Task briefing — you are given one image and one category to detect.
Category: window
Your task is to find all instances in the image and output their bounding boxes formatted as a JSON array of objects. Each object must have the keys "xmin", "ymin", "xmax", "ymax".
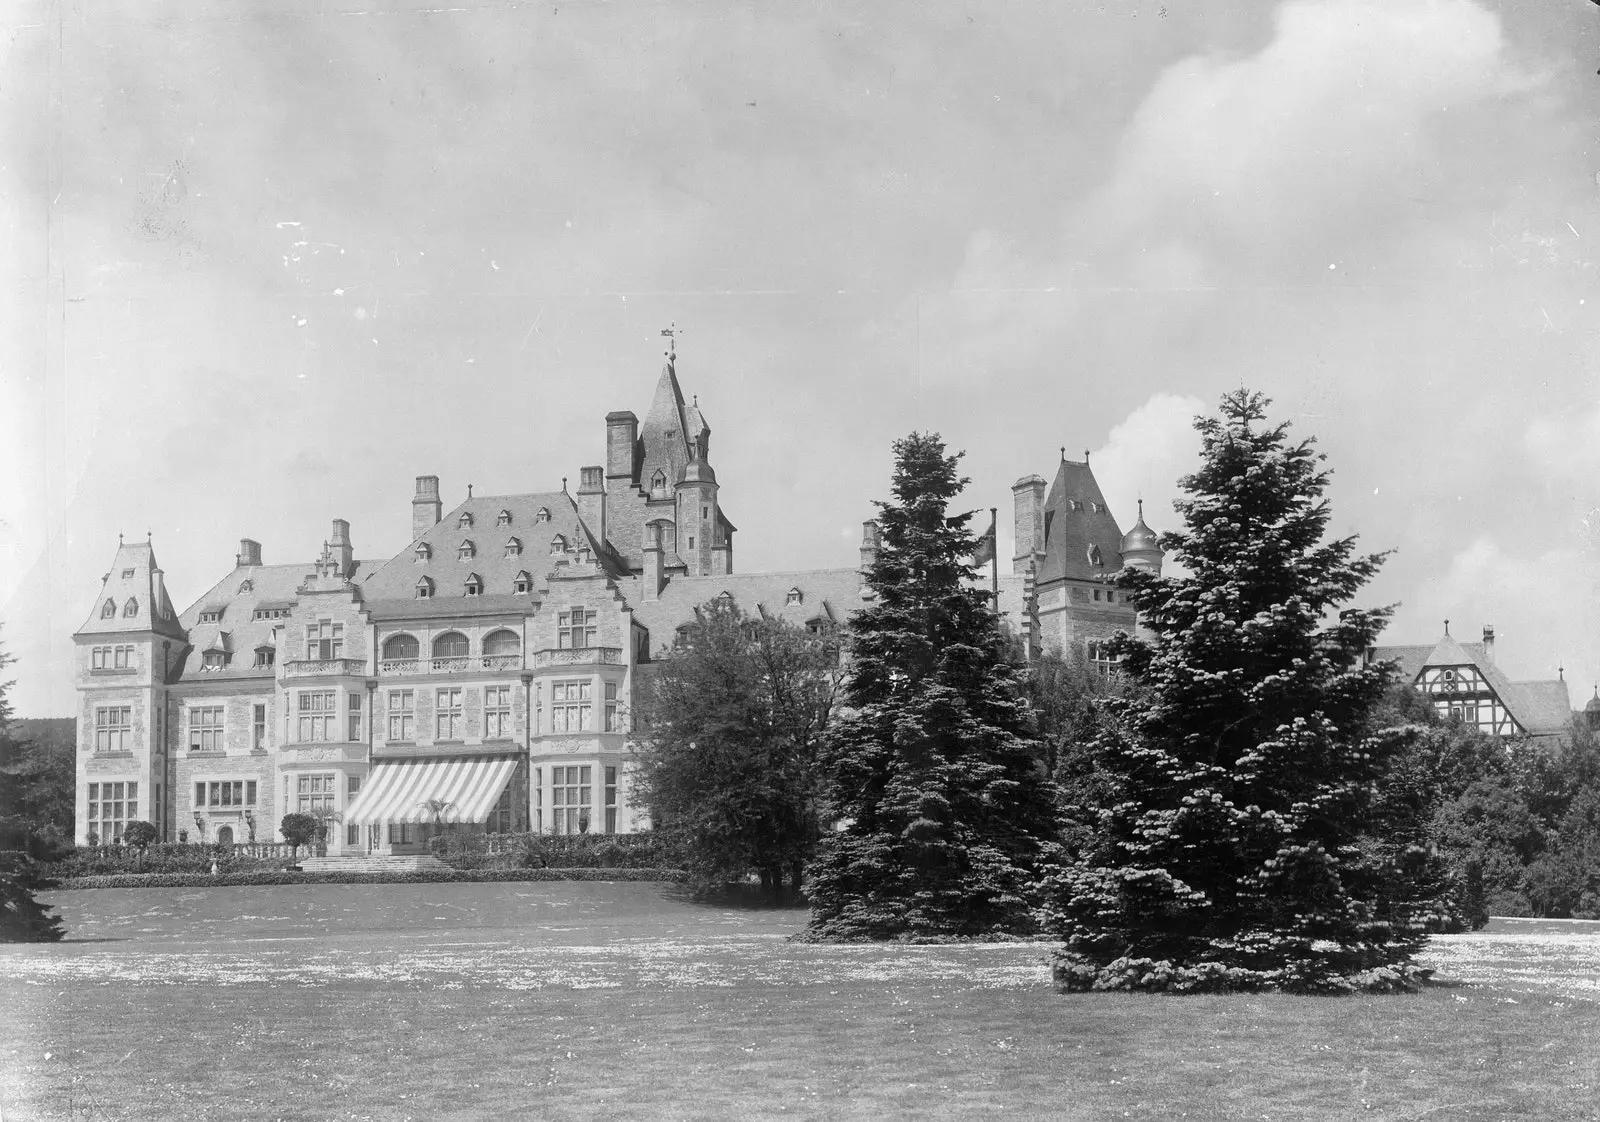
[
  {"xmin": 463, "ymin": 574, "xmax": 482, "ymax": 597},
  {"xmin": 239, "ymin": 579, "xmax": 253, "ymax": 593},
  {"xmin": 387, "ymin": 690, "xmax": 415, "ymax": 741},
  {"xmin": 91, "ymin": 645, "xmax": 134, "ymax": 670},
  {"xmin": 348, "ymin": 692, "xmax": 362, "ymax": 742},
  {"xmin": 557, "ymin": 607, "xmax": 596, "ymax": 650},
  {"xmin": 348, "ymin": 774, "xmax": 362, "ymax": 799},
  {"xmin": 649, "ymin": 470, "xmax": 667, "ymax": 498},
  {"xmin": 383, "ymin": 634, "xmax": 420, "ymax": 660},
  {"xmin": 536, "ymin": 508, "xmax": 550, "ymax": 523},
  {"xmin": 433, "ymin": 632, "xmax": 469, "ymax": 659},
  {"xmin": 552, "ymin": 766, "xmax": 591, "ymax": 834},
  {"xmin": 123, "ymin": 597, "xmax": 139, "ymax": 617},
  {"xmin": 202, "ymin": 650, "xmax": 231, "ymax": 671},
  {"xmin": 436, "ymin": 688, "xmax": 463, "ymax": 739},
  {"xmin": 552, "ymin": 680, "xmax": 592, "ymax": 732},
  {"xmin": 414, "ymin": 543, "xmax": 432, "ymax": 562},
  {"xmin": 101, "ymin": 599, "xmax": 117, "ymax": 619},
  {"xmin": 485, "ymin": 685, "xmax": 512, "ymax": 739},
  {"xmin": 550, "ymin": 535, "xmax": 568, "ymax": 555},
  {"xmin": 458, "ymin": 540, "xmax": 476, "ymax": 560},
  {"xmin": 415, "ymin": 577, "xmax": 434, "ymax": 599},
  {"xmin": 497, "ymin": 509, "xmax": 512, "ymax": 527},
  {"xmin": 254, "ymin": 647, "xmax": 275, "ymax": 668},
  {"xmin": 94, "ymin": 706, "xmax": 132, "ymax": 752},
  {"xmin": 1093, "ymin": 589, "xmax": 1102, "ymax": 602},
  {"xmin": 458, "ymin": 512, "xmax": 474, "ymax": 529},
  {"xmin": 387, "ymin": 823, "xmax": 417, "ymax": 845},
  {"xmin": 199, "ymin": 608, "xmax": 223, "ymax": 623},
  {"xmin": 533, "ymin": 766, "xmax": 543, "ymax": 833},
  {"xmin": 189, "ymin": 706, "xmax": 224, "ymax": 751},
  {"xmin": 252, "ymin": 607, "xmax": 289, "ymax": 621},
  {"xmin": 198, "ymin": 780, "xmax": 255, "ymax": 808},
  {"xmin": 702, "ymin": 506, "xmax": 709, "ymax": 520},
  {"xmin": 347, "ymin": 822, "xmax": 360, "ymax": 846},
  {"xmin": 484, "ymin": 629, "xmax": 520, "ymax": 657},
  {"xmin": 297, "ymin": 773, "xmax": 336, "ymax": 815},
  {"xmin": 604, "ymin": 681, "xmax": 619, "ymax": 732},
  {"xmin": 297, "ymin": 691, "xmax": 337, "ymax": 742},
  {"xmin": 688, "ymin": 536, "xmax": 695, "ymax": 550},
  {"xmin": 121, "ymin": 568, "xmax": 135, "ymax": 579},
  {"xmin": 1087, "ymin": 640, "xmax": 1120, "ymax": 679},
  {"xmin": 605, "ymin": 767, "xmax": 618, "ymax": 833},
  {"xmin": 253, "ymin": 704, "xmax": 267, "ymax": 750},
  {"xmin": 1087, "ymin": 545, "xmax": 1103, "ymax": 567},
  {"xmin": 305, "ymin": 619, "xmax": 344, "ymax": 661},
  {"xmin": 786, "ymin": 588, "xmax": 803, "ymax": 606},
  {"xmin": 487, "ymin": 785, "xmax": 514, "ymax": 834},
  {"xmin": 86, "ymin": 782, "xmax": 137, "ymax": 843},
  {"xmin": 504, "ymin": 537, "xmax": 522, "ymax": 558},
  {"xmin": 513, "ymin": 571, "xmax": 531, "ymax": 595}
]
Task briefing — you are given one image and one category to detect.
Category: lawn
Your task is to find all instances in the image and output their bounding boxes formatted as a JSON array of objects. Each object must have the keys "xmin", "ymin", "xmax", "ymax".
[{"xmin": 1, "ymin": 886, "xmax": 1597, "ymax": 1121}]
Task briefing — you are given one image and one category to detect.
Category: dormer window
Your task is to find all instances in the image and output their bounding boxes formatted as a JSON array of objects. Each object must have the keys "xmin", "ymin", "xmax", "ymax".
[
  {"xmin": 458, "ymin": 540, "xmax": 476, "ymax": 560},
  {"xmin": 199, "ymin": 608, "xmax": 224, "ymax": 623},
  {"xmin": 201, "ymin": 650, "xmax": 231, "ymax": 671},
  {"xmin": 123, "ymin": 598, "xmax": 139, "ymax": 618},
  {"xmin": 536, "ymin": 508, "xmax": 550, "ymax": 524},
  {"xmin": 458, "ymin": 512, "xmax": 474, "ymax": 529},
  {"xmin": 254, "ymin": 647, "xmax": 275, "ymax": 669},
  {"xmin": 239, "ymin": 580, "xmax": 253, "ymax": 593},
  {"xmin": 786, "ymin": 588, "xmax": 803, "ymax": 606},
  {"xmin": 464, "ymin": 574, "xmax": 483, "ymax": 597},
  {"xmin": 414, "ymin": 543, "xmax": 432, "ymax": 562},
  {"xmin": 101, "ymin": 599, "xmax": 117, "ymax": 619},
  {"xmin": 1087, "ymin": 545, "xmax": 1103, "ymax": 567},
  {"xmin": 550, "ymin": 535, "xmax": 568, "ymax": 555},
  {"xmin": 415, "ymin": 577, "xmax": 434, "ymax": 600},
  {"xmin": 650, "ymin": 470, "xmax": 668, "ymax": 499},
  {"xmin": 513, "ymin": 571, "xmax": 532, "ymax": 594},
  {"xmin": 120, "ymin": 569, "xmax": 135, "ymax": 579},
  {"xmin": 497, "ymin": 509, "xmax": 512, "ymax": 527},
  {"xmin": 504, "ymin": 537, "xmax": 522, "ymax": 558}
]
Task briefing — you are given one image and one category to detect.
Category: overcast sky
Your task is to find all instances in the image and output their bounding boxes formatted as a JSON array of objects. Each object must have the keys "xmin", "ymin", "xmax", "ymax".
[{"xmin": 3, "ymin": 0, "xmax": 1598, "ymax": 717}]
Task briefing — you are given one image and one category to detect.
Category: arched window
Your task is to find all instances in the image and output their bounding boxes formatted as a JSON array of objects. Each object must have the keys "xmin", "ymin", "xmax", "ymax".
[
  {"xmin": 383, "ymin": 634, "xmax": 419, "ymax": 660},
  {"xmin": 458, "ymin": 512, "xmax": 474, "ymax": 529},
  {"xmin": 504, "ymin": 537, "xmax": 522, "ymax": 558},
  {"xmin": 484, "ymin": 629, "xmax": 520, "ymax": 657},
  {"xmin": 550, "ymin": 535, "xmax": 568, "ymax": 555},
  {"xmin": 497, "ymin": 509, "xmax": 512, "ymax": 527},
  {"xmin": 123, "ymin": 597, "xmax": 139, "ymax": 618},
  {"xmin": 414, "ymin": 543, "xmax": 431, "ymax": 562},
  {"xmin": 650, "ymin": 470, "xmax": 667, "ymax": 499},
  {"xmin": 432, "ymin": 632, "xmax": 469, "ymax": 659},
  {"xmin": 458, "ymin": 539, "xmax": 476, "ymax": 560},
  {"xmin": 535, "ymin": 508, "xmax": 550, "ymax": 523},
  {"xmin": 101, "ymin": 599, "xmax": 117, "ymax": 619},
  {"xmin": 415, "ymin": 576, "xmax": 434, "ymax": 599},
  {"xmin": 464, "ymin": 573, "xmax": 482, "ymax": 597}
]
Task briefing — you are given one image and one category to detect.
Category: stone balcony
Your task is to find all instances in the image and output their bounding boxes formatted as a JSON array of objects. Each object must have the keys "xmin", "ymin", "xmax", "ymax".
[
  {"xmin": 282, "ymin": 657, "xmax": 367, "ymax": 678},
  {"xmin": 531, "ymin": 646, "xmax": 622, "ymax": 669},
  {"xmin": 379, "ymin": 654, "xmax": 526, "ymax": 676}
]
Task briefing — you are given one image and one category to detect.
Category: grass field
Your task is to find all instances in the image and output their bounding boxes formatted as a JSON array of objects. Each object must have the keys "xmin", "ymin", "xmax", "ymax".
[{"xmin": 2, "ymin": 885, "xmax": 1598, "ymax": 1121}]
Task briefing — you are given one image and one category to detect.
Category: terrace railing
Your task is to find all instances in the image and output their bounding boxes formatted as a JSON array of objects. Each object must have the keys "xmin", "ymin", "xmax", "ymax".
[
  {"xmin": 380, "ymin": 655, "xmax": 526, "ymax": 676},
  {"xmin": 531, "ymin": 646, "xmax": 621, "ymax": 669},
  {"xmin": 282, "ymin": 658, "xmax": 367, "ymax": 678}
]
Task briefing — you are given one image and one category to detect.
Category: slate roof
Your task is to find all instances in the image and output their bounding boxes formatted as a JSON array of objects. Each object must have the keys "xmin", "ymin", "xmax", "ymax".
[
  {"xmin": 360, "ymin": 491, "xmax": 618, "ymax": 606},
  {"xmin": 624, "ymin": 568, "xmax": 869, "ymax": 657},
  {"xmin": 1370, "ymin": 634, "xmax": 1573, "ymax": 737},
  {"xmin": 77, "ymin": 541, "xmax": 186, "ymax": 640},
  {"xmin": 176, "ymin": 560, "xmax": 375, "ymax": 683},
  {"xmin": 1036, "ymin": 459, "xmax": 1128, "ymax": 586}
]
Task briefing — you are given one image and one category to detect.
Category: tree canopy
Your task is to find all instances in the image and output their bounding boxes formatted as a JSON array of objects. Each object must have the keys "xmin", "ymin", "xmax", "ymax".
[
  {"xmin": 631, "ymin": 603, "xmax": 837, "ymax": 899},
  {"xmin": 1048, "ymin": 390, "xmax": 1450, "ymax": 993},
  {"xmin": 803, "ymin": 432, "xmax": 1059, "ymax": 940}
]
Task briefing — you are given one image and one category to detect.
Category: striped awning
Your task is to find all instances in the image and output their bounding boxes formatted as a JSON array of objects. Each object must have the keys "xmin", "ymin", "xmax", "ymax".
[{"xmin": 345, "ymin": 755, "xmax": 518, "ymax": 825}]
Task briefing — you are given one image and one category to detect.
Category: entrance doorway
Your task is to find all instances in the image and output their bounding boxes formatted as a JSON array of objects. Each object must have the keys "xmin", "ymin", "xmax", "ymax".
[{"xmin": 216, "ymin": 825, "xmax": 234, "ymax": 846}]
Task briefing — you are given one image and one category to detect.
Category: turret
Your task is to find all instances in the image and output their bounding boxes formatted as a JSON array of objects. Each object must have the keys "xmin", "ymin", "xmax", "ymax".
[
  {"xmin": 675, "ymin": 435, "xmax": 718, "ymax": 577},
  {"xmin": 1118, "ymin": 500, "xmax": 1163, "ymax": 576}
]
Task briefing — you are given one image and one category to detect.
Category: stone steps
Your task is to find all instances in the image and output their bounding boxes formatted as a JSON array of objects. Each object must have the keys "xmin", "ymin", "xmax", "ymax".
[{"xmin": 296, "ymin": 854, "xmax": 452, "ymax": 873}]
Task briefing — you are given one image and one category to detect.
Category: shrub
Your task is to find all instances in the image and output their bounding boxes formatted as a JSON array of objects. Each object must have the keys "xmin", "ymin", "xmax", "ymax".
[
  {"xmin": 428, "ymin": 831, "xmax": 685, "ymax": 871},
  {"xmin": 121, "ymin": 821, "xmax": 159, "ymax": 850},
  {"xmin": 0, "ymin": 851, "xmax": 65, "ymax": 941},
  {"xmin": 54, "ymin": 867, "xmax": 687, "ymax": 890},
  {"xmin": 44, "ymin": 843, "xmax": 283, "ymax": 878}
]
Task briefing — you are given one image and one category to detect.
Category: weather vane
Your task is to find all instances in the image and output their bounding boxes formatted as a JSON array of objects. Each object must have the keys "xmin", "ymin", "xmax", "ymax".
[{"xmin": 661, "ymin": 322, "xmax": 679, "ymax": 362}]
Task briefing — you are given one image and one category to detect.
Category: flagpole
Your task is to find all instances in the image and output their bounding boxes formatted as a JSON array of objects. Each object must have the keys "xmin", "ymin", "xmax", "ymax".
[{"xmin": 989, "ymin": 506, "xmax": 999, "ymax": 617}]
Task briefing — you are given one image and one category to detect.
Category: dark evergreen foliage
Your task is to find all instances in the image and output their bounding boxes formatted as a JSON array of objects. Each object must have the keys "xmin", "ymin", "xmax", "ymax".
[
  {"xmin": 631, "ymin": 604, "xmax": 837, "ymax": 899},
  {"xmin": 1049, "ymin": 391, "xmax": 1450, "ymax": 993},
  {"xmin": 803, "ymin": 432, "xmax": 1060, "ymax": 941},
  {"xmin": 0, "ymin": 852, "xmax": 65, "ymax": 942}
]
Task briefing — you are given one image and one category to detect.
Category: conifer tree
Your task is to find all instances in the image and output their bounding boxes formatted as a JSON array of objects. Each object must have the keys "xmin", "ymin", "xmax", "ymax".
[
  {"xmin": 804, "ymin": 433, "xmax": 1059, "ymax": 940},
  {"xmin": 1049, "ymin": 391, "xmax": 1449, "ymax": 993}
]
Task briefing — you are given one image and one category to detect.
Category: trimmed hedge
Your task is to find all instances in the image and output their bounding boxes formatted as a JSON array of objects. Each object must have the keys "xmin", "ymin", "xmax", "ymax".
[
  {"xmin": 429, "ymin": 830, "xmax": 685, "ymax": 871},
  {"xmin": 46, "ymin": 844, "xmax": 287, "ymax": 878},
  {"xmin": 51, "ymin": 867, "xmax": 687, "ymax": 890}
]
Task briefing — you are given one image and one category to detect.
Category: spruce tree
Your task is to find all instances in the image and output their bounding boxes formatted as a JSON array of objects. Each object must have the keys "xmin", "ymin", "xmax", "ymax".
[
  {"xmin": 804, "ymin": 432, "xmax": 1059, "ymax": 940},
  {"xmin": 1049, "ymin": 390, "xmax": 1449, "ymax": 993}
]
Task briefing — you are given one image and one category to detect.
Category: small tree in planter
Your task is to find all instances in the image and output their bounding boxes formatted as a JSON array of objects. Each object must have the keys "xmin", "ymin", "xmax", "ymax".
[
  {"xmin": 122, "ymin": 821, "xmax": 158, "ymax": 870},
  {"xmin": 279, "ymin": 813, "xmax": 319, "ymax": 865}
]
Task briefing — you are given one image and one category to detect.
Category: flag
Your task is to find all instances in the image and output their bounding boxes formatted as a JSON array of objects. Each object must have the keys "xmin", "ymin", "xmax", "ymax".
[{"xmin": 973, "ymin": 510, "xmax": 997, "ymax": 566}]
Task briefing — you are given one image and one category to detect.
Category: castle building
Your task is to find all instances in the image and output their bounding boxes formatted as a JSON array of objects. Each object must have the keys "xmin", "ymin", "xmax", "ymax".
[
  {"xmin": 72, "ymin": 352, "xmax": 1156, "ymax": 851},
  {"xmin": 1369, "ymin": 624, "xmax": 1573, "ymax": 742}
]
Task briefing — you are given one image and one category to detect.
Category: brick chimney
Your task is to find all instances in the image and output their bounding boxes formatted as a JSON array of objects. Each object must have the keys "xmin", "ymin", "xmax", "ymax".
[
  {"xmin": 606, "ymin": 411, "xmax": 639, "ymax": 482},
  {"xmin": 413, "ymin": 476, "xmax": 442, "ymax": 540},
  {"xmin": 1012, "ymin": 474, "xmax": 1047, "ymax": 575},
  {"xmin": 1482, "ymin": 625, "xmax": 1495, "ymax": 665},
  {"xmin": 642, "ymin": 518, "xmax": 668, "ymax": 601},
  {"xmin": 576, "ymin": 466, "xmax": 607, "ymax": 552},
  {"xmin": 330, "ymin": 519, "xmax": 354, "ymax": 577},
  {"xmin": 236, "ymin": 538, "xmax": 262, "ymax": 567}
]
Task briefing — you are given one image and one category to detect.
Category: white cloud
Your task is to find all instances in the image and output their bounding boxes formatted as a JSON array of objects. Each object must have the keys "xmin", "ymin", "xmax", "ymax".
[{"xmin": 1092, "ymin": 393, "xmax": 1207, "ymax": 537}]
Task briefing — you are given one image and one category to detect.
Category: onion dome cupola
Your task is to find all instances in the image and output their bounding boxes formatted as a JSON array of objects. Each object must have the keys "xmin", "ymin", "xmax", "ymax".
[{"xmin": 1118, "ymin": 499, "xmax": 1164, "ymax": 575}]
